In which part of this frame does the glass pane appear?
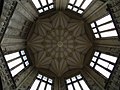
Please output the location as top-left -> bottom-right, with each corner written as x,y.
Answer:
100,53 -> 117,63
5,52 -> 20,61
95,65 -> 110,78
48,0 -> 53,4
66,79 -> 71,84
32,0 -> 41,8
91,23 -> 95,28
43,76 -> 48,81
98,22 -> 115,31
94,52 -> 99,56
25,61 -> 29,66
49,5 -> 54,9
48,79 -> 53,84
108,64 -> 114,71
41,0 -> 47,6
76,74 -> 82,79
71,77 -> 76,81
96,15 -> 112,25
78,10 -> 83,14
37,74 -> 42,79
92,57 -> 97,62
73,7 -> 78,12
81,0 -> 92,9
23,56 -> 27,61
68,5 -> 72,9
75,0 -> 83,7
90,62 -> 94,67
97,59 -> 109,68
74,82 -> 81,90
92,28 -> 97,33
44,7 -> 49,11
38,9 -> 43,13
68,84 -> 74,90
79,80 -> 90,90
11,64 -> 24,77
69,0 -> 75,4
30,79 -> 40,90
101,30 -> 117,37
95,34 -> 99,38
21,50 -> 25,55
8,58 -> 22,69
38,81 -> 46,90
46,84 -> 51,90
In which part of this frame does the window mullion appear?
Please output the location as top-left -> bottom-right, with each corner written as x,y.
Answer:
79,0 -> 86,7
70,78 -> 75,90
7,56 -> 20,63
76,76 -> 83,90
44,78 -> 49,90
96,63 -> 111,72
36,76 -> 43,90
99,58 -> 115,65
94,22 -> 101,38
19,51 -> 26,67
10,62 -> 23,71
93,53 -> 101,68
38,0 -> 44,12
97,20 -> 112,27
71,0 -> 77,10
46,0 -> 50,9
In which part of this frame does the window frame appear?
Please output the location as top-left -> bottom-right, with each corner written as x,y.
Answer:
90,14 -> 118,38
90,51 -> 118,79
65,74 -> 90,90
32,0 -> 54,13
67,0 -> 93,14
30,74 -> 53,90
4,50 -> 30,77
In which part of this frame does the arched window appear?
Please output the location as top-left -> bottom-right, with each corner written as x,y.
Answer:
66,74 -> 90,90
4,50 -> 29,77
30,74 -> 53,90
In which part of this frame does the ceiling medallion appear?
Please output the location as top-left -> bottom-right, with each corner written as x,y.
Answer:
57,41 -> 63,47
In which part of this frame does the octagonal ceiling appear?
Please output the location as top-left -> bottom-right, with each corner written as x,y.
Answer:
27,11 -> 92,77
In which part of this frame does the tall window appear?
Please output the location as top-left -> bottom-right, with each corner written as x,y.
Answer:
90,51 -> 117,78
67,0 -> 93,14
30,74 -> 53,90
66,74 -> 90,90
32,0 -> 54,13
4,50 -> 29,77
91,14 -> 118,38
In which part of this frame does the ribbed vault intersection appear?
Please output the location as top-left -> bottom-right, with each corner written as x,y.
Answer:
27,11 -> 92,77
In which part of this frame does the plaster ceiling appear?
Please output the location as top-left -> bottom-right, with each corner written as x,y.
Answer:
27,11 -> 92,77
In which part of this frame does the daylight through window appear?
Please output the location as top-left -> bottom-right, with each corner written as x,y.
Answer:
30,74 -> 53,90
4,50 -> 29,77
90,51 -> 117,78
67,0 -> 93,14
66,74 -> 90,90
32,0 -> 54,13
91,15 -> 118,38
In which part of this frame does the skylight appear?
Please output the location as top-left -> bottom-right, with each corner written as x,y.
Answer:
90,51 -> 117,78
30,74 -> 53,90
91,14 -> 118,38
66,74 -> 90,90
67,0 -> 93,14
32,0 -> 54,13
4,50 -> 29,77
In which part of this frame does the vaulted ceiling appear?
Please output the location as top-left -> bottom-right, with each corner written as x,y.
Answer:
27,11 -> 92,77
